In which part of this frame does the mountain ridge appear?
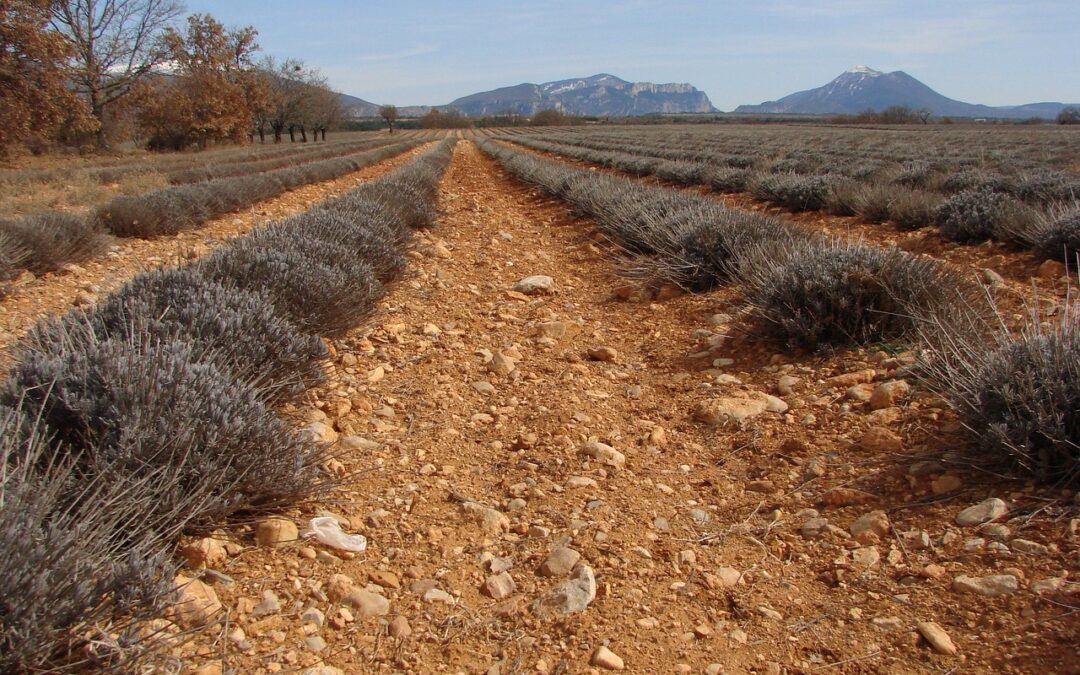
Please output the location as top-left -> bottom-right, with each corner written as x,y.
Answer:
339,73 -> 716,118
735,67 -> 1079,119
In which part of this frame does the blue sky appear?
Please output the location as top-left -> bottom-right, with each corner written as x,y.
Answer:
184,0 -> 1080,110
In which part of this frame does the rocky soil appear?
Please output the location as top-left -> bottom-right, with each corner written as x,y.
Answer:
7,141 -> 1077,674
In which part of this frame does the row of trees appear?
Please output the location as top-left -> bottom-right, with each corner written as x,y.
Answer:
370,105 -> 583,131
0,0 -> 343,154
835,105 -> 933,125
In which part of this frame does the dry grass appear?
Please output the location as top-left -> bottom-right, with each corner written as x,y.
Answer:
0,170 -> 168,216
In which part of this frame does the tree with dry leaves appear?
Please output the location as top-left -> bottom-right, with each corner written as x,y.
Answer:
136,13 -> 265,149
49,0 -> 184,148
380,104 -> 399,134
0,0 -> 94,154
257,57 -> 341,143
294,72 -> 343,142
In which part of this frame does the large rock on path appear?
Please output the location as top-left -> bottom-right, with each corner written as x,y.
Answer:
534,565 -> 597,615
956,498 -> 1008,527
513,275 -> 554,294
693,392 -> 787,426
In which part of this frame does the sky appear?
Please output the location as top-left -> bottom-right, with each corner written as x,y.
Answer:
183,0 -> 1080,110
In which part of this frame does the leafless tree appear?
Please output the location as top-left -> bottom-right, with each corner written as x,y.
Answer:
50,0 -> 184,148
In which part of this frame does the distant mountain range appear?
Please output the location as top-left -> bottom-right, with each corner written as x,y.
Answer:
339,73 -> 715,118
734,66 -> 1079,119
446,74 -> 715,116
337,93 -> 430,119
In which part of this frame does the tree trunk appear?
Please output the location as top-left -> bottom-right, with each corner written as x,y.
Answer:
288,125 -> 295,142
90,95 -> 108,150
300,126 -> 307,142
258,126 -> 265,143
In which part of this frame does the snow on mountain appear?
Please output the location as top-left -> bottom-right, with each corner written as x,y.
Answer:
734,67 -> 1079,119
447,73 -> 715,117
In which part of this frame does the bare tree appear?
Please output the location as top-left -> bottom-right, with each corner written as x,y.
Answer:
50,0 -> 184,148
917,108 -> 932,124
379,104 -> 398,134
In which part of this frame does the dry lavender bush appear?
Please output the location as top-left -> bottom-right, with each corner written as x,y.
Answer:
483,138 -> 1080,483
0,213 -> 110,279
94,141 -> 418,237
0,139 -> 456,671
507,125 -> 1080,252
737,238 -> 981,349
917,297 -> 1080,483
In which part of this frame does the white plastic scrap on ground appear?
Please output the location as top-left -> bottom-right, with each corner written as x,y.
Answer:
305,516 -> 368,552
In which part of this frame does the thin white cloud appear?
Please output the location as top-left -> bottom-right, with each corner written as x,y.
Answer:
763,0 -> 897,18
357,44 -> 440,63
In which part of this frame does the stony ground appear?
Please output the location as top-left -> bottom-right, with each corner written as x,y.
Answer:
5,140 -> 1078,674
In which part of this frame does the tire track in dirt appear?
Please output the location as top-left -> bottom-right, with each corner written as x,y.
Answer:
0,142 -> 436,365
179,141 -> 1076,674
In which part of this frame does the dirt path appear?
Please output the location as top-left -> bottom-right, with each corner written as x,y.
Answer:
0,143 -> 434,365
174,142 -> 1076,675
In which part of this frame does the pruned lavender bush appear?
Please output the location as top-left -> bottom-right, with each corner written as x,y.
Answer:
265,208 -> 408,283
654,160 -> 707,185
934,187 -> 1038,243
749,173 -> 838,212
343,137 -> 455,232
738,239 -> 976,349
706,167 -> 750,193
25,266 -> 328,403
196,240 -> 383,337
363,176 -> 439,230
479,139 -> 810,291
768,157 -> 818,174
0,139 -> 460,669
0,230 -> 30,284
1014,169 -> 1080,206
167,137 -> 398,184
834,158 -> 887,180
942,169 -> 1013,194
917,299 -> 1080,483
824,181 -> 874,218
4,328 -> 328,527
0,404 -> 180,673
94,142 -> 417,237
0,213 -> 110,274
893,160 -> 943,189
853,185 -> 896,223
649,208 -> 806,291
887,189 -> 940,231
1030,206 -> 1080,264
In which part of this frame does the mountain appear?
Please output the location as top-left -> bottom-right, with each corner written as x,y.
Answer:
338,93 -> 432,119
446,74 -> 716,116
734,67 -> 1079,119
338,93 -> 380,118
